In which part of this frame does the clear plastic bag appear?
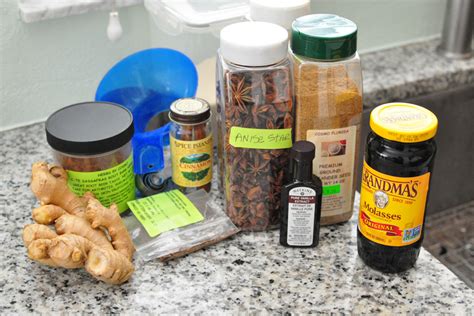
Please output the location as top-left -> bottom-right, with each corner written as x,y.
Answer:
122,190 -> 239,262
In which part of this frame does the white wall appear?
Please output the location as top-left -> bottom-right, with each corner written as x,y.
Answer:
0,0 -> 150,131
311,0 -> 447,53
0,0 -> 447,131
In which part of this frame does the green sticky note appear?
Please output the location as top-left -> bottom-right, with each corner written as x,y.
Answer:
127,190 -> 204,238
323,184 -> 341,196
229,127 -> 292,149
67,155 -> 135,213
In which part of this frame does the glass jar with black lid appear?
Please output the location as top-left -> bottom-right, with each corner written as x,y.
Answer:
46,101 -> 135,213
357,103 -> 438,273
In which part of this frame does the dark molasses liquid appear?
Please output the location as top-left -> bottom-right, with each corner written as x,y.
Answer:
357,132 -> 436,273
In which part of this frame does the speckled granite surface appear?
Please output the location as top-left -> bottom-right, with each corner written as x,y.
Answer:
1,123 -> 473,314
362,39 -> 474,108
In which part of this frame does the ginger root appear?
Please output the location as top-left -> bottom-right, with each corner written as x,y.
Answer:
23,223 -> 57,247
32,205 -> 66,225
30,162 -> 87,217
24,162 -> 135,284
47,234 -> 95,269
55,214 -> 114,251
86,198 -> 135,260
28,239 -> 57,267
86,248 -> 135,285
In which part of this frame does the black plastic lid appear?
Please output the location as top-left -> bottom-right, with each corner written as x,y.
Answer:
46,101 -> 134,155
169,98 -> 211,125
291,141 -> 315,161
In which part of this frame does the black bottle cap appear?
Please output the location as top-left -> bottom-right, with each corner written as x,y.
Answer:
46,101 -> 134,155
291,141 -> 315,161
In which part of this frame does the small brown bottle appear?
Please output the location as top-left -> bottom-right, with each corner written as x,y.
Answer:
280,141 -> 323,247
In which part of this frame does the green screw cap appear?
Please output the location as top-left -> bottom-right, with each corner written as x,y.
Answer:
291,14 -> 357,60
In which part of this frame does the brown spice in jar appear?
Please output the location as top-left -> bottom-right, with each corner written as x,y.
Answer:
174,123 -> 211,193
55,143 -> 132,172
294,62 -> 362,225
218,68 -> 293,231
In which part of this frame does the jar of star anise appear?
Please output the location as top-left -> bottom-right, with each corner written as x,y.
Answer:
216,21 -> 294,231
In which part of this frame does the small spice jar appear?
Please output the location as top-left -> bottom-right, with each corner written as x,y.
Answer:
291,14 -> 363,225
46,102 -> 135,213
169,98 -> 213,194
358,103 -> 438,273
216,21 -> 294,231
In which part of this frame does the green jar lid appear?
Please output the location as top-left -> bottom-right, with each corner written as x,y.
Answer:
291,14 -> 357,60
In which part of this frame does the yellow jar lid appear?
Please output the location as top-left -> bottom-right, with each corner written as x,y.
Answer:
370,103 -> 438,143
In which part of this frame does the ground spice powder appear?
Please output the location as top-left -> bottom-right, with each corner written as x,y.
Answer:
294,61 -> 362,225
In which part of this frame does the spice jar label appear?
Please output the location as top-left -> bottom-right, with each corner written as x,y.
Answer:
287,187 -> 317,246
66,155 -> 135,213
306,126 -> 356,217
358,161 -> 430,246
127,190 -> 204,238
229,127 -> 293,149
170,135 -> 213,188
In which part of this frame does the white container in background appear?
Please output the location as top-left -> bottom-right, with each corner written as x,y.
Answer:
249,0 -> 311,32
144,0 -> 250,145
145,0 -> 249,35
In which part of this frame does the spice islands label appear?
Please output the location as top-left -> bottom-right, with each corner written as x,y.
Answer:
358,161 -> 430,247
170,135 -> 213,188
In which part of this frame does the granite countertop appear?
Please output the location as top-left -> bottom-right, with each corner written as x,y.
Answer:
1,39 -> 474,314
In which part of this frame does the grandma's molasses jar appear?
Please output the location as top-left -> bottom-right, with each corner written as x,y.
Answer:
357,103 -> 438,273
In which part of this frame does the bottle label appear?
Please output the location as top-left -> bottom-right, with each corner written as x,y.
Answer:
127,190 -> 204,238
229,127 -> 293,149
358,161 -> 430,247
67,154 -> 135,213
170,135 -> 213,188
287,187 -> 317,246
306,126 -> 357,217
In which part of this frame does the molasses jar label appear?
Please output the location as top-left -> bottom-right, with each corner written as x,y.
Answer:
358,161 -> 430,246
357,102 -> 438,272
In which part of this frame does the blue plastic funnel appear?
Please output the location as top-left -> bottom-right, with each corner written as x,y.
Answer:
95,48 -> 198,175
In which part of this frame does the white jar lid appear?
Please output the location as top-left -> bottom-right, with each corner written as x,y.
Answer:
220,21 -> 289,67
249,0 -> 311,30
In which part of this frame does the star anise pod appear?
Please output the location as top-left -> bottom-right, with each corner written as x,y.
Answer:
247,154 -> 270,177
231,77 -> 252,113
251,104 -> 274,127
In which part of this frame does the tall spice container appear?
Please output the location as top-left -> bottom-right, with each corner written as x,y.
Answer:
291,14 -> 363,225
217,22 -> 294,231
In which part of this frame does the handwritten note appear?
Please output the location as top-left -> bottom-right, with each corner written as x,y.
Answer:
229,127 -> 293,149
